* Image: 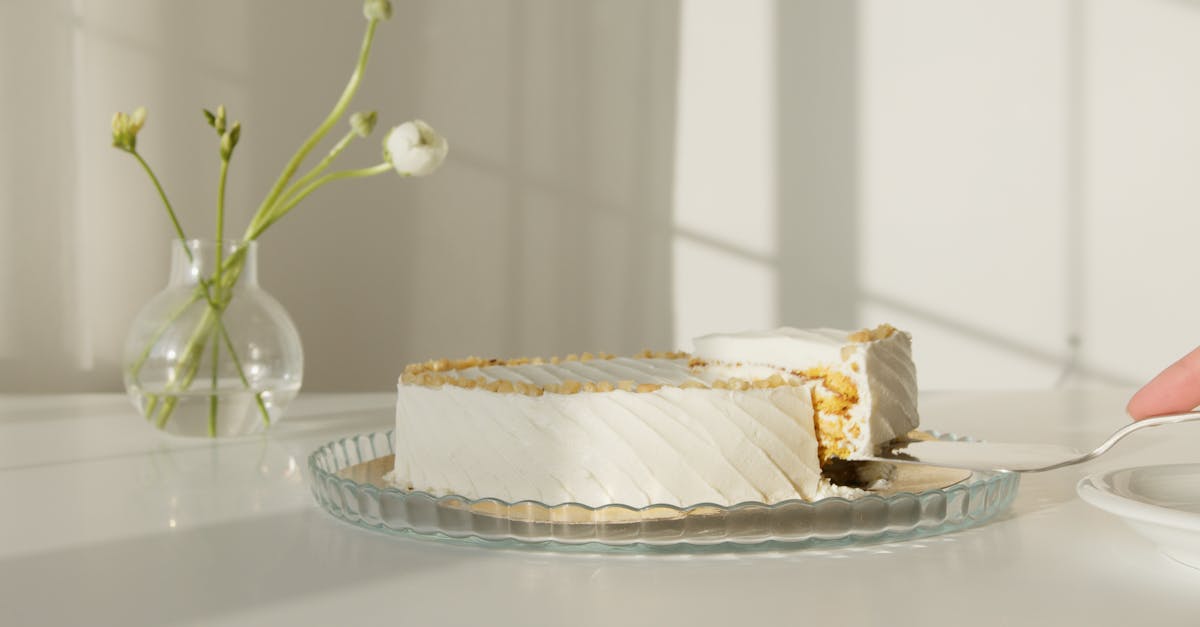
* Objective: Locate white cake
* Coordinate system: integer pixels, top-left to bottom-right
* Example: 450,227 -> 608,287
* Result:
389,325 -> 919,507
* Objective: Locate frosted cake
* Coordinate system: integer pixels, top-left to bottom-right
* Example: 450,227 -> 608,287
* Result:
389,325 -> 919,507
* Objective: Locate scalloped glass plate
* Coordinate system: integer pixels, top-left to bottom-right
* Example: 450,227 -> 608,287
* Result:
308,430 -> 1019,550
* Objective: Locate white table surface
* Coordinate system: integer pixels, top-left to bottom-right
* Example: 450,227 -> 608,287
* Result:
1,389 -> 1198,626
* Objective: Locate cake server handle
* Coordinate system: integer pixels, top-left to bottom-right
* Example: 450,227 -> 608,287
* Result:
862,410 -> 1200,473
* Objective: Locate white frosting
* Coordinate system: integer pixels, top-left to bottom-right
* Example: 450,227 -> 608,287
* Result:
452,357 -> 798,388
393,382 -> 821,507
693,327 -> 919,459
393,356 -> 822,507
392,326 -> 919,507
455,358 -> 702,387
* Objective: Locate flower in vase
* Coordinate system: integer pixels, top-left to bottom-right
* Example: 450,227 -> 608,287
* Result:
384,120 -> 449,177
112,0 -> 449,436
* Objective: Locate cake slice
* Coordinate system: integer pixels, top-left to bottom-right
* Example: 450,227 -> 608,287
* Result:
389,325 -> 919,507
692,324 -> 919,464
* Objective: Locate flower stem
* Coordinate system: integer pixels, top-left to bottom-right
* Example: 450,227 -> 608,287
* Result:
216,159 -> 229,261
246,17 -> 380,240
155,304 -> 219,428
131,150 -> 193,262
215,316 -> 272,427
248,163 -> 391,240
210,154 -> 230,436
209,329 -> 220,437
254,129 -> 357,233
143,394 -> 159,419
129,291 -> 203,380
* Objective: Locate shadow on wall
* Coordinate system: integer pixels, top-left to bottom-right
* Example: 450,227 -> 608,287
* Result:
777,0 -> 860,328
668,0 -> 861,344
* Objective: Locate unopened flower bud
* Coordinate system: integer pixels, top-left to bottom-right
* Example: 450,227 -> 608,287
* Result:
215,104 -> 227,134
110,106 -> 147,151
220,122 -> 241,160
350,111 -> 377,137
110,112 -> 127,146
363,0 -> 392,20
383,120 -> 448,177
129,106 -> 147,134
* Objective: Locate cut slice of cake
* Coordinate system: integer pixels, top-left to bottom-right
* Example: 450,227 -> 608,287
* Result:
692,324 -> 919,464
389,325 -> 919,507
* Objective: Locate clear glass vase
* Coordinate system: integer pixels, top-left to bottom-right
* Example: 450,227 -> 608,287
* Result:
123,239 -> 303,437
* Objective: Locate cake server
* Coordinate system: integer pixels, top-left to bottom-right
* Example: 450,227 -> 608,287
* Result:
861,410 -> 1200,473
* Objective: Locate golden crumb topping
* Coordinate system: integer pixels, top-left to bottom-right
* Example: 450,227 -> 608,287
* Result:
397,351 -> 823,397
847,323 -> 897,343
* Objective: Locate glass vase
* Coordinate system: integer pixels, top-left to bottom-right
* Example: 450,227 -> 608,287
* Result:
123,239 -> 303,437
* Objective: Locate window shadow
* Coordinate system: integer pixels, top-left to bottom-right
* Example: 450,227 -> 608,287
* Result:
775,0 -> 861,328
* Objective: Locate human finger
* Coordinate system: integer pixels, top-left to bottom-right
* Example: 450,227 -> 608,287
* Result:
1127,345 -> 1200,420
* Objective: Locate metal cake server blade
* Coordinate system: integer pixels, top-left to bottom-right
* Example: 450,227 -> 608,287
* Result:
859,411 -> 1200,473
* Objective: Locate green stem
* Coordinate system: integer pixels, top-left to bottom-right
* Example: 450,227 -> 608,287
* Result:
143,394 -> 159,419
210,155 -> 230,436
127,246 -> 241,382
254,129 -> 357,232
216,318 -> 272,427
246,18 -> 380,240
130,291 -> 204,380
156,305 -> 219,428
209,328 -> 220,437
131,150 -> 193,262
216,158 -> 229,260
248,163 -> 391,240
128,272 -> 230,383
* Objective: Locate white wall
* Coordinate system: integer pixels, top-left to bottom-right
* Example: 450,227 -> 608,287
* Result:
4,0 -> 1200,393
857,0 -> 1074,388
857,0 -> 1200,389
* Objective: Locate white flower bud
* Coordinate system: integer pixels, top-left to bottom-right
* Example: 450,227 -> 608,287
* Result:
383,120 -> 448,177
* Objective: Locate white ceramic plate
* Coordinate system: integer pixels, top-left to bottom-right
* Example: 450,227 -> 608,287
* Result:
1077,463 -> 1200,569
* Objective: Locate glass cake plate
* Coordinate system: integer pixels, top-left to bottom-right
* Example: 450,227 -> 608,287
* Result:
308,430 -> 1019,550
